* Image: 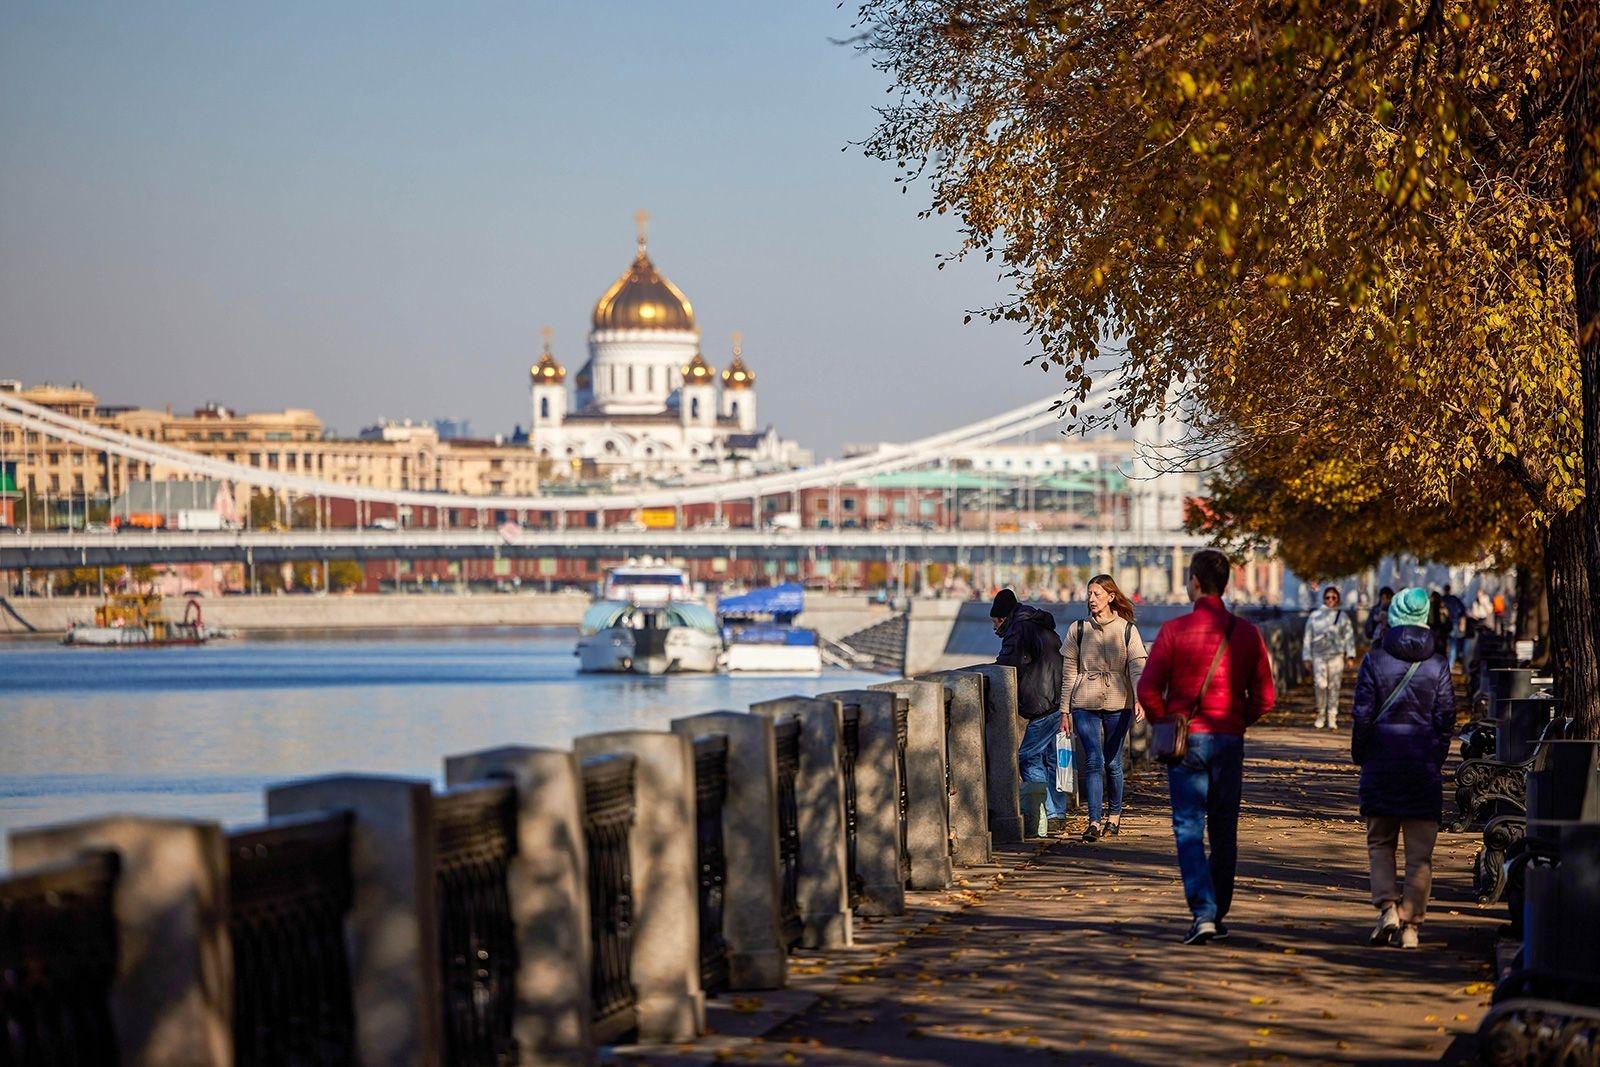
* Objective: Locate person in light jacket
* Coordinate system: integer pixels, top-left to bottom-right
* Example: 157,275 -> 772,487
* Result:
1351,586 -> 1455,949
1061,573 -> 1147,841
1302,585 -> 1357,729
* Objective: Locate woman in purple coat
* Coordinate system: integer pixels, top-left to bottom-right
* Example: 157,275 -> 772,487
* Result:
1350,586 -> 1456,949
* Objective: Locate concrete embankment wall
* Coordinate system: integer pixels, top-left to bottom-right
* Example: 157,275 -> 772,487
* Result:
0,591 -> 594,635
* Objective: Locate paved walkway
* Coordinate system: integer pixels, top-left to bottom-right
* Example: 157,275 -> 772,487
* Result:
623,686 -> 1499,1066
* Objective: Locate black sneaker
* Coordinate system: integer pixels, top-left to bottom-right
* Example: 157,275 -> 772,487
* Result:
1213,921 -> 1229,940
1082,823 -> 1102,842
1183,919 -> 1218,945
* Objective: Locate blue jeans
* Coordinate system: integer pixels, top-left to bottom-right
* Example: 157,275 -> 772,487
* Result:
1018,711 -> 1066,819
1072,708 -> 1132,825
1166,732 -> 1245,924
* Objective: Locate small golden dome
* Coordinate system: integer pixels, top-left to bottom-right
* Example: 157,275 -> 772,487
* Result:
592,238 -> 695,332
530,328 -> 566,384
721,334 -> 754,390
681,352 -> 715,385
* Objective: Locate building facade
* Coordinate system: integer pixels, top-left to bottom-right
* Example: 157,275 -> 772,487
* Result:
529,221 -> 810,482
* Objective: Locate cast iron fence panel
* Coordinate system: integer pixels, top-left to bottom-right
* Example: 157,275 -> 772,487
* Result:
581,754 -> 637,1045
840,703 -> 862,905
692,734 -> 730,995
943,689 -> 956,855
0,850 -> 120,1067
434,782 -> 519,1066
772,718 -> 804,948
228,811 -> 356,1067
894,696 -> 912,886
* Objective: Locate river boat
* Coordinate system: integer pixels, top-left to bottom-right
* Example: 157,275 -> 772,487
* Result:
63,594 -> 209,647
576,599 -> 723,674
577,560 -> 722,674
717,582 -> 824,675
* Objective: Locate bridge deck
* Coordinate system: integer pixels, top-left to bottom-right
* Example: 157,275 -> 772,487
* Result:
625,701 -> 1497,1065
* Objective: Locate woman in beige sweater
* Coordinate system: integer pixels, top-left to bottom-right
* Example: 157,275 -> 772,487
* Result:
1061,574 -> 1148,841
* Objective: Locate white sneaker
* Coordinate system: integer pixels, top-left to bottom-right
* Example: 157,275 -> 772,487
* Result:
1398,924 -> 1420,949
1313,717 -> 1326,730
1370,905 -> 1399,945
1328,717 -> 1339,730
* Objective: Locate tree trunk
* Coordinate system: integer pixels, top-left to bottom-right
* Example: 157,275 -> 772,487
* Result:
1543,506 -> 1600,736
1559,0 -> 1600,739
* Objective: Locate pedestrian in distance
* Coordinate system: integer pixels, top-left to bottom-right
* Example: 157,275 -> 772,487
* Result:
1365,586 -> 1395,643
1427,590 -> 1450,659
1351,586 -> 1455,949
1440,584 -> 1468,674
1061,573 -> 1148,842
1138,548 -> 1276,945
1302,585 -> 1356,730
991,589 -> 1067,831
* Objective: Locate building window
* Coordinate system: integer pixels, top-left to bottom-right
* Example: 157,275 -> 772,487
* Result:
540,397 -> 550,419
647,366 -> 654,392
690,397 -> 700,418
730,401 -> 740,418
627,366 -> 634,392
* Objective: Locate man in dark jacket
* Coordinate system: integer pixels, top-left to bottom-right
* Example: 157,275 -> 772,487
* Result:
1350,586 -> 1455,950
992,589 -> 1066,825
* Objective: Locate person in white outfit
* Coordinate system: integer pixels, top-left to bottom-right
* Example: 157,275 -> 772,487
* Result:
1302,585 -> 1357,728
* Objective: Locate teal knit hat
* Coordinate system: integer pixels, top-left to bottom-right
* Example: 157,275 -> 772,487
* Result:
1389,586 -> 1431,628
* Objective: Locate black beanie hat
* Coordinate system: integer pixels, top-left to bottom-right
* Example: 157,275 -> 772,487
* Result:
990,589 -> 1019,619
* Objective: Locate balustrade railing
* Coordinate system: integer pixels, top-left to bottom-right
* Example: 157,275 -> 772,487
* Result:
0,850 -> 120,1067
893,695 -> 911,886
581,754 -> 638,1045
840,702 -> 862,905
434,781 -> 519,1066
691,734 -> 730,995
228,811 -> 356,1067
943,688 -> 956,855
772,717 -> 804,949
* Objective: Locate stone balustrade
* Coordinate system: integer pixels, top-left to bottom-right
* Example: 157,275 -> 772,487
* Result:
0,664 -> 1023,1066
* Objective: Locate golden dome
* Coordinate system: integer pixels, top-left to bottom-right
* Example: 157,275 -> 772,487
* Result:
592,238 -> 695,332
530,328 -> 566,383
681,352 -> 715,385
721,333 -> 754,390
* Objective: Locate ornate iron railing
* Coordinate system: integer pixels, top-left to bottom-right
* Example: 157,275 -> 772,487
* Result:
228,811 -> 356,1067
0,850 -> 120,1067
772,717 -> 804,949
943,688 -> 956,855
893,695 -> 912,886
840,702 -> 862,905
692,734 -> 730,995
434,781 -> 519,1066
581,754 -> 638,1045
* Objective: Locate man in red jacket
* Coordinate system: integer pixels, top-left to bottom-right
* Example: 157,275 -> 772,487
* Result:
1137,548 -> 1276,944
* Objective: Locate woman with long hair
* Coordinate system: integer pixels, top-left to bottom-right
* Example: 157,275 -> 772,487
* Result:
1061,573 -> 1148,841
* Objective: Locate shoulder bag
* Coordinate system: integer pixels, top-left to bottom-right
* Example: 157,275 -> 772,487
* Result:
1151,615 -> 1237,766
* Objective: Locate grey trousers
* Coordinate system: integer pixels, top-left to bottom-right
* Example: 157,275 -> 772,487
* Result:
1367,816 -> 1438,924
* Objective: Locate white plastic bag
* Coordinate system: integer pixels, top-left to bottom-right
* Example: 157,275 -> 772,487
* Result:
1055,727 -> 1077,795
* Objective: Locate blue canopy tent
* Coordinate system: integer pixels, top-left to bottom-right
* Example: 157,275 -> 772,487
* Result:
717,583 -> 805,624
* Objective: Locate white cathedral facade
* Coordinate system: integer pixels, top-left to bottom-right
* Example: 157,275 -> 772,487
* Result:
529,221 -> 811,482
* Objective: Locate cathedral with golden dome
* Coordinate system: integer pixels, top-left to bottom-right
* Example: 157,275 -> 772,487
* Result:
528,214 -> 811,481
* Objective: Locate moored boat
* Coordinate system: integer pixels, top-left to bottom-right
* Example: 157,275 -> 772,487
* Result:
717,582 -> 824,675
576,600 -> 723,674
63,594 -> 209,647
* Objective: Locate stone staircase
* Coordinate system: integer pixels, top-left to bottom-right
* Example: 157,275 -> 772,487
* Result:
839,613 -> 908,674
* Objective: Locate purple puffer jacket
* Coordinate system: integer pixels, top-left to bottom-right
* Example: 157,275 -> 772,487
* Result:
1350,625 -> 1456,819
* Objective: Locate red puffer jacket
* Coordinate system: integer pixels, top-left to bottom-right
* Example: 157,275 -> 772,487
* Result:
1136,596 -> 1276,736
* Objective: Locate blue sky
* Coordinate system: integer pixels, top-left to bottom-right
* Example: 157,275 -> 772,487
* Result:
0,2 -> 1048,455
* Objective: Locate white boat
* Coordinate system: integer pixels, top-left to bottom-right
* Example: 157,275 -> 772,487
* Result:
577,560 -> 721,675
717,583 -> 824,675
576,600 -> 723,675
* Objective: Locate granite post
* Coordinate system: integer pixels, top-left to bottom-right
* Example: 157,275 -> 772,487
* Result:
818,688 -> 906,916
751,696 -> 853,948
670,711 -> 787,990
268,775 -> 444,1067
573,730 -> 705,1043
956,664 -> 1025,844
911,671 -> 993,866
444,747 -> 594,1065
10,816 -> 232,1067
873,678 -> 958,886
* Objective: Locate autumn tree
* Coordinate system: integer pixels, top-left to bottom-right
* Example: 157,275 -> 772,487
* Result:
855,0 -> 1600,733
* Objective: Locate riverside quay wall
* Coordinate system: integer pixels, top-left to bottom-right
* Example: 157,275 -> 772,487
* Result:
0,664 -> 1030,1066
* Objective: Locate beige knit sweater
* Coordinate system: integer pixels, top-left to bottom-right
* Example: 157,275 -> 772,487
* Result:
1060,615 -> 1148,712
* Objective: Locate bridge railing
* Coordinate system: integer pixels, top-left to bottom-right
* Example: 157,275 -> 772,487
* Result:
3,663 -> 1031,1064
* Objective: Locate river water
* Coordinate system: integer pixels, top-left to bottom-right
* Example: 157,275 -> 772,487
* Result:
0,627 -> 888,870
